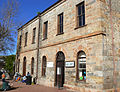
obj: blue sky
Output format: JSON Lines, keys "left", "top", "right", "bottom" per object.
{"left": 18, "top": 0, "right": 58, "bottom": 25}
{"left": 0, "top": 0, "right": 58, "bottom": 55}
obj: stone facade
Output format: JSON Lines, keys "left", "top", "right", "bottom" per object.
{"left": 16, "top": 0, "right": 120, "bottom": 91}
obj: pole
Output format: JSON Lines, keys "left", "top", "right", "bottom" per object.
{"left": 109, "top": 0, "right": 117, "bottom": 91}
{"left": 36, "top": 14, "right": 41, "bottom": 79}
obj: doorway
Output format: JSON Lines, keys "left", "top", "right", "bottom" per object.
{"left": 23, "top": 57, "right": 26, "bottom": 76}
{"left": 55, "top": 51, "right": 65, "bottom": 88}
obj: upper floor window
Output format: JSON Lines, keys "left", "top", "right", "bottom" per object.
{"left": 32, "top": 28, "right": 36, "bottom": 44}
{"left": 25, "top": 32, "right": 28, "bottom": 46}
{"left": 43, "top": 21, "right": 48, "bottom": 40}
{"left": 19, "top": 35, "right": 22, "bottom": 49}
{"left": 76, "top": 1, "right": 85, "bottom": 27}
{"left": 57, "top": 13, "right": 64, "bottom": 35}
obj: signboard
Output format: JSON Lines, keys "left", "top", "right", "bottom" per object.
{"left": 47, "top": 62, "right": 54, "bottom": 67}
{"left": 57, "top": 67, "right": 61, "bottom": 75}
{"left": 65, "top": 61, "right": 75, "bottom": 68}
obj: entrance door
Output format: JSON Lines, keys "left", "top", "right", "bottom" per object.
{"left": 55, "top": 51, "right": 65, "bottom": 88}
{"left": 23, "top": 57, "right": 26, "bottom": 76}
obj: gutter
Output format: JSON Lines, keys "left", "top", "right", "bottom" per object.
{"left": 36, "top": 14, "right": 41, "bottom": 79}
{"left": 109, "top": 0, "right": 117, "bottom": 91}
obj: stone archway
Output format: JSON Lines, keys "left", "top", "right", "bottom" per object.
{"left": 55, "top": 51, "right": 65, "bottom": 88}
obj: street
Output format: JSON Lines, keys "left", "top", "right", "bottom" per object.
{"left": 0, "top": 81, "right": 74, "bottom": 92}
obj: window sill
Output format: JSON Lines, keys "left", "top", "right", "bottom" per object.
{"left": 56, "top": 32, "right": 64, "bottom": 36}
{"left": 74, "top": 24, "right": 87, "bottom": 30}
{"left": 76, "top": 80, "right": 86, "bottom": 83}
{"left": 32, "top": 42, "right": 35, "bottom": 44}
{"left": 24, "top": 45, "right": 27, "bottom": 47}
{"left": 42, "top": 38, "right": 48, "bottom": 41}
{"left": 41, "top": 76, "right": 46, "bottom": 78}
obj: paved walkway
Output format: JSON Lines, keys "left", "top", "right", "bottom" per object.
{"left": 0, "top": 80, "right": 74, "bottom": 92}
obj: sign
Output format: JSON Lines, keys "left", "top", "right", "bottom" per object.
{"left": 57, "top": 67, "right": 61, "bottom": 75}
{"left": 47, "top": 62, "right": 54, "bottom": 67}
{"left": 65, "top": 61, "right": 75, "bottom": 68}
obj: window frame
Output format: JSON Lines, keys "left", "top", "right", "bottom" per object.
{"left": 42, "top": 56, "right": 47, "bottom": 77}
{"left": 43, "top": 21, "right": 48, "bottom": 40}
{"left": 19, "top": 35, "right": 22, "bottom": 49}
{"left": 31, "top": 57, "right": 34, "bottom": 75}
{"left": 57, "top": 13, "right": 64, "bottom": 35}
{"left": 32, "top": 27, "right": 36, "bottom": 44}
{"left": 77, "top": 51, "right": 86, "bottom": 82}
{"left": 24, "top": 32, "right": 28, "bottom": 46}
{"left": 76, "top": 1, "right": 85, "bottom": 28}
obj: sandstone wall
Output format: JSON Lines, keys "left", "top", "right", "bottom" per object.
{"left": 37, "top": 0, "right": 105, "bottom": 90}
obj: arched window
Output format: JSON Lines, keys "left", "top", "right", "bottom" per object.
{"left": 31, "top": 57, "right": 34, "bottom": 75}
{"left": 42, "top": 56, "right": 47, "bottom": 76}
{"left": 77, "top": 51, "right": 86, "bottom": 81}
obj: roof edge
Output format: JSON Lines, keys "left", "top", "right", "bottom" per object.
{"left": 17, "top": 0, "right": 63, "bottom": 31}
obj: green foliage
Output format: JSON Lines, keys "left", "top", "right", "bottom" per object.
{"left": 37, "top": 12, "right": 40, "bottom": 15}
{"left": 4, "top": 55, "right": 15, "bottom": 75}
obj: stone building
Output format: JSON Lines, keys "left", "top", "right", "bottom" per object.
{"left": 16, "top": 0, "right": 120, "bottom": 91}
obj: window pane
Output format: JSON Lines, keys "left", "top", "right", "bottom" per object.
{"left": 77, "top": 2, "right": 85, "bottom": 27}
{"left": 83, "top": 14, "right": 85, "bottom": 25}
{"left": 78, "top": 51, "right": 86, "bottom": 81}
{"left": 79, "top": 16, "right": 82, "bottom": 26}
{"left": 78, "top": 6, "right": 81, "bottom": 15}
{"left": 44, "top": 21, "right": 48, "bottom": 39}
{"left": 82, "top": 4, "right": 85, "bottom": 14}
{"left": 58, "top": 13, "right": 63, "bottom": 34}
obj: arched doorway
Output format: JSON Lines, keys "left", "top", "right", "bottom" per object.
{"left": 55, "top": 51, "right": 65, "bottom": 88}
{"left": 23, "top": 57, "right": 26, "bottom": 76}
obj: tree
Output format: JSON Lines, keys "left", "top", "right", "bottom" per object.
{"left": 4, "top": 55, "right": 15, "bottom": 77}
{"left": 0, "top": 0, "right": 19, "bottom": 54}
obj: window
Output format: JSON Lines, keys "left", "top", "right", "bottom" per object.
{"left": 57, "top": 13, "right": 63, "bottom": 35}
{"left": 18, "top": 60, "right": 20, "bottom": 73}
{"left": 32, "top": 28, "right": 36, "bottom": 44}
{"left": 19, "top": 35, "right": 22, "bottom": 49}
{"left": 43, "top": 21, "right": 48, "bottom": 40}
{"left": 42, "top": 56, "right": 47, "bottom": 76}
{"left": 76, "top": 2, "right": 85, "bottom": 27}
{"left": 31, "top": 57, "right": 34, "bottom": 75}
{"left": 77, "top": 51, "right": 86, "bottom": 81}
{"left": 25, "top": 32, "right": 28, "bottom": 46}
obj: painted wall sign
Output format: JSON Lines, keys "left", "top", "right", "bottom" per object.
{"left": 47, "top": 62, "right": 54, "bottom": 67}
{"left": 65, "top": 61, "right": 75, "bottom": 68}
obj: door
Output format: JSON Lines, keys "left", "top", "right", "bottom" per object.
{"left": 55, "top": 51, "right": 65, "bottom": 88}
{"left": 23, "top": 57, "right": 26, "bottom": 76}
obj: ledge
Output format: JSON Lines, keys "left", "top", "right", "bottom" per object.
{"left": 56, "top": 32, "right": 64, "bottom": 36}
{"left": 74, "top": 24, "right": 87, "bottom": 30}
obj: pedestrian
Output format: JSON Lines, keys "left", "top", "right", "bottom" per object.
{"left": 22, "top": 76, "right": 27, "bottom": 83}
{"left": 2, "top": 72, "right": 5, "bottom": 80}
{"left": 27, "top": 72, "right": 31, "bottom": 76}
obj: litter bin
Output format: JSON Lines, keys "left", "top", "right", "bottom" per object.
{"left": 26, "top": 76, "right": 32, "bottom": 85}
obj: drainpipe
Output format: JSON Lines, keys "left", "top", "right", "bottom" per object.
{"left": 109, "top": 0, "right": 117, "bottom": 91}
{"left": 36, "top": 14, "right": 41, "bottom": 79}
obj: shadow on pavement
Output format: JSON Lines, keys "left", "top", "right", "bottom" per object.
{"left": 0, "top": 87, "right": 19, "bottom": 91}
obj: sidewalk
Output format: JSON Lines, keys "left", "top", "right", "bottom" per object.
{"left": 3, "top": 81, "right": 74, "bottom": 92}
